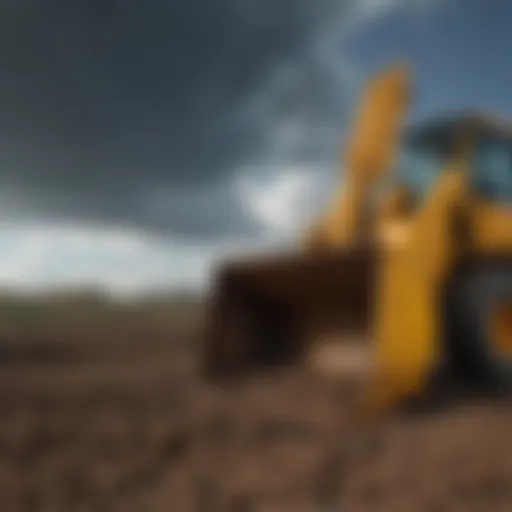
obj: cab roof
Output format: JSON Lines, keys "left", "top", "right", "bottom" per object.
{"left": 406, "top": 110, "right": 512, "bottom": 146}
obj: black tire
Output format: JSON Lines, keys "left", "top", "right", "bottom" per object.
{"left": 444, "top": 263, "right": 512, "bottom": 390}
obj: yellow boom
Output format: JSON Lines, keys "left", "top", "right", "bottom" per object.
{"left": 302, "top": 63, "right": 411, "bottom": 249}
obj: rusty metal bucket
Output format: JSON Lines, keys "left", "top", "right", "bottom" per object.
{"left": 202, "top": 247, "right": 379, "bottom": 379}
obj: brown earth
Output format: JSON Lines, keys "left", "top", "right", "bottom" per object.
{"left": 0, "top": 299, "right": 511, "bottom": 511}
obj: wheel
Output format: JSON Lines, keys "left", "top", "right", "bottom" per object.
{"left": 444, "top": 263, "right": 512, "bottom": 390}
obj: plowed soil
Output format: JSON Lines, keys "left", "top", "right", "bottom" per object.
{"left": 0, "top": 306, "right": 512, "bottom": 511}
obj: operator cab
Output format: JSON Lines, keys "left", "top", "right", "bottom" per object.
{"left": 395, "top": 112, "right": 512, "bottom": 204}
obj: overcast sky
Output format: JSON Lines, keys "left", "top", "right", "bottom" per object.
{"left": 0, "top": 0, "right": 506, "bottom": 295}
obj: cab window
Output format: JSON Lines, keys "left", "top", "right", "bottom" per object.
{"left": 397, "top": 144, "right": 445, "bottom": 198}
{"left": 472, "top": 135, "right": 512, "bottom": 202}
{"left": 394, "top": 126, "right": 454, "bottom": 201}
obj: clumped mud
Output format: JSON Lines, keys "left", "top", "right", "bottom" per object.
{"left": 0, "top": 307, "right": 512, "bottom": 511}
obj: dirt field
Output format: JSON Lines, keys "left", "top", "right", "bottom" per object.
{"left": 0, "top": 296, "right": 512, "bottom": 511}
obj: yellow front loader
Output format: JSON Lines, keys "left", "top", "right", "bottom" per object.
{"left": 203, "top": 61, "right": 512, "bottom": 411}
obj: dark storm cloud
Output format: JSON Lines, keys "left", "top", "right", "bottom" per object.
{"left": 0, "top": 0, "right": 351, "bottom": 238}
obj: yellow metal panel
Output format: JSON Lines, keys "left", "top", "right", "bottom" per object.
{"left": 470, "top": 199, "right": 512, "bottom": 254}
{"left": 301, "top": 62, "right": 411, "bottom": 250}
{"left": 343, "top": 62, "right": 411, "bottom": 183}
{"left": 363, "top": 167, "right": 466, "bottom": 412}
{"left": 374, "top": 185, "right": 413, "bottom": 243}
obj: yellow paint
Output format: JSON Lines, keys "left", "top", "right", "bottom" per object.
{"left": 364, "top": 162, "right": 467, "bottom": 412}
{"left": 301, "top": 62, "right": 411, "bottom": 250}
{"left": 374, "top": 185, "right": 414, "bottom": 243}
{"left": 302, "top": 62, "right": 512, "bottom": 413}
{"left": 469, "top": 198, "right": 512, "bottom": 254}
{"left": 343, "top": 62, "right": 410, "bottom": 183}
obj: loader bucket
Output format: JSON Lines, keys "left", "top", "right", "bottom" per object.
{"left": 202, "top": 247, "right": 379, "bottom": 379}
